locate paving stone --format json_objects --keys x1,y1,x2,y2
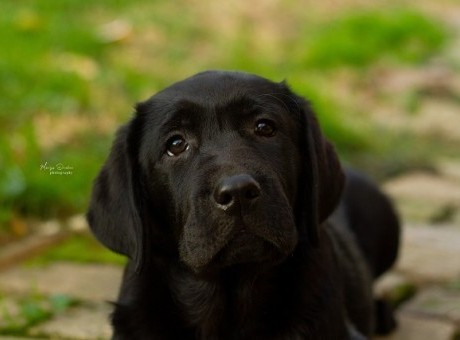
[
  {"x1": 0, "y1": 295, "x2": 72, "y2": 336},
  {"x1": 374, "y1": 272, "x2": 417, "y2": 305},
  {"x1": 396, "y1": 225, "x2": 460, "y2": 283},
  {"x1": 412, "y1": 100, "x2": 460, "y2": 141},
  {"x1": 375, "y1": 272, "x2": 410, "y2": 296},
  {"x1": 439, "y1": 160, "x2": 460, "y2": 183},
  {"x1": 0, "y1": 233, "x2": 69, "y2": 271},
  {"x1": 384, "y1": 172, "x2": 460, "y2": 224},
  {"x1": 376, "y1": 310, "x2": 457, "y2": 340},
  {"x1": 66, "y1": 214, "x2": 89, "y2": 233},
  {"x1": 400, "y1": 287, "x2": 460, "y2": 324},
  {"x1": 0, "y1": 297, "x2": 22, "y2": 328},
  {"x1": 385, "y1": 172, "x2": 460, "y2": 204},
  {"x1": 29, "y1": 303, "x2": 112, "y2": 340},
  {"x1": 0, "y1": 262, "x2": 122, "y2": 302}
]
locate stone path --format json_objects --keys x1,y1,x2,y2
[
  {"x1": 373, "y1": 226, "x2": 460, "y2": 339},
  {"x1": 375, "y1": 165, "x2": 460, "y2": 340},
  {"x1": 0, "y1": 263, "x2": 122, "y2": 302},
  {"x1": 29, "y1": 303, "x2": 112, "y2": 340},
  {"x1": 0, "y1": 263, "x2": 120, "y2": 339},
  {"x1": 385, "y1": 163, "x2": 460, "y2": 226},
  {"x1": 396, "y1": 225, "x2": 460, "y2": 283}
]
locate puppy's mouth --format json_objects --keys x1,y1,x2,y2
[{"x1": 211, "y1": 228, "x2": 282, "y2": 269}]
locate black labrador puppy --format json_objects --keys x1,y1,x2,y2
[{"x1": 87, "y1": 71, "x2": 400, "y2": 339}]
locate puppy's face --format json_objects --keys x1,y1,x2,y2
[
  {"x1": 88, "y1": 71, "x2": 344, "y2": 275},
  {"x1": 137, "y1": 72, "x2": 301, "y2": 273}
]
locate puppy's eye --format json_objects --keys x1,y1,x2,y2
[
  {"x1": 254, "y1": 119, "x2": 276, "y2": 137},
  {"x1": 166, "y1": 135, "x2": 189, "y2": 157}
]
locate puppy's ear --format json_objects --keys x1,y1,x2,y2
[
  {"x1": 87, "y1": 120, "x2": 145, "y2": 271},
  {"x1": 296, "y1": 97, "x2": 345, "y2": 245}
]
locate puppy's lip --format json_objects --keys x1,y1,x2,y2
[
  {"x1": 236, "y1": 225, "x2": 248, "y2": 234},
  {"x1": 211, "y1": 228, "x2": 286, "y2": 268},
  {"x1": 230, "y1": 216, "x2": 250, "y2": 231},
  {"x1": 188, "y1": 228, "x2": 290, "y2": 275}
]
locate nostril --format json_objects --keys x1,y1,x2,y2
[
  {"x1": 215, "y1": 190, "x2": 233, "y2": 206},
  {"x1": 244, "y1": 185, "x2": 261, "y2": 200}
]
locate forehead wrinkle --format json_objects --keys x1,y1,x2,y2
[
  {"x1": 255, "y1": 93, "x2": 293, "y2": 115},
  {"x1": 216, "y1": 95, "x2": 260, "y2": 118},
  {"x1": 211, "y1": 92, "x2": 292, "y2": 134},
  {"x1": 221, "y1": 92, "x2": 292, "y2": 121},
  {"x1": 158, "y1": 98, "x2": 206, "y2": 135}
]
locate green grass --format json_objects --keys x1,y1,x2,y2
[
  {"x1": 0, "y1": 123, "x2": 112, "y2": 221},
  {"x1": 26, "y1": 233, "x2": 126, "y2": 266},
  {"x1": 302, "y1": 10, "x2": 447, "y2": 69},
  {"x1": 0, "y1": 2, "x2": 112, "y2": 123},
  {"x1": 0, "y1": 0, "x2": 453, "y2": 235},
  {"x1": 288, "y1": 78, "x2": 374, "y2": 154},
  {"x1": 0, "y1": 292, "x2": 77, "y2": 335}
]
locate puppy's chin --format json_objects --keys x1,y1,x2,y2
[
  {"x1": 214, "y1": 232, "x2": 285, "y2": 267},
  {"x1": 185, "y1": 231, "x2": 293, "y2": 276}
]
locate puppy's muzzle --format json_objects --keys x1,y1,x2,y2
[{"x1": 213, "y1": 174, "x2": 261, "y2": 213}]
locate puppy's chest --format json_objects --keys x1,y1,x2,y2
[{"x1": 173, "y1": 279, "x2": 283, "y2": 339}]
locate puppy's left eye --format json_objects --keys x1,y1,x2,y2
[
  {"x1": 254, "y1": 119, "x2": 277, "y2": 137},
  {"x1": 166, "y1": 135, "x2": 190, "y2": 157}
]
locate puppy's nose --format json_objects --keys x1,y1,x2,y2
[{"x1": 213, "y1": 174, "x2": 261, "y2": 211}]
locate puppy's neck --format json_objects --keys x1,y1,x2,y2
[{"x1": 170, "y1": 263, "x2": 286, "y2": 338}]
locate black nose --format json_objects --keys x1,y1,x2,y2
[{"x1": 213, "y1": 174, "x2": 261, "y2": 211}]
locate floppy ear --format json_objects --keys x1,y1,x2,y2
[
  {"x1": 87, "y1": 120, "x2": 145, "y2": 271},
  {"x1": 295, "y1": 97, "x2": 345, "y2": 245}
]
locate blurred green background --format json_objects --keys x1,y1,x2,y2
[
  {"x1": 0, "y1": 0, "x2": 458, "y2": 246},
  {"x1": 1, "y1": 0, "x2": 460, "y2": 336}
]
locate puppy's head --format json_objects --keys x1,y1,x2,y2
[{"x1": 87, "y1": 71, "x2": 344, "y2": 274}]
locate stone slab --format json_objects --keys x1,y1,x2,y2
[
  {"x1": 396, "y1": 225, "x2": 460, "y2": 283},
  {"x1": 29, "y1": 303, "x2": 112, "y2": 340},
  {"x1": 0, "y1": 262, "x2": 122, "y2": 302},
  {"x1": 384, "y1": 171, "x2": 460, "y2": 225},
  {"x1": 401, "y1": 287, "x2": 460, "y2": 324},
  {"x1": 376, "y1": 310, "x2": 457, "y2": 340},
  {"x1": 0, "y1": 233, "x2": 69, "y2": 271}
]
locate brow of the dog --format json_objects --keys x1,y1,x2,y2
[{"x1": 160, "y1": 96, "x2": 274, "y2": 133}]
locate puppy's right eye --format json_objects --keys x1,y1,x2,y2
[
  {"x1": 166, "y1": 135, "x2": 189, "y2": 157},
  {"x1": 254, "y1": 119, "x2": 277, "y2": 137}
]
